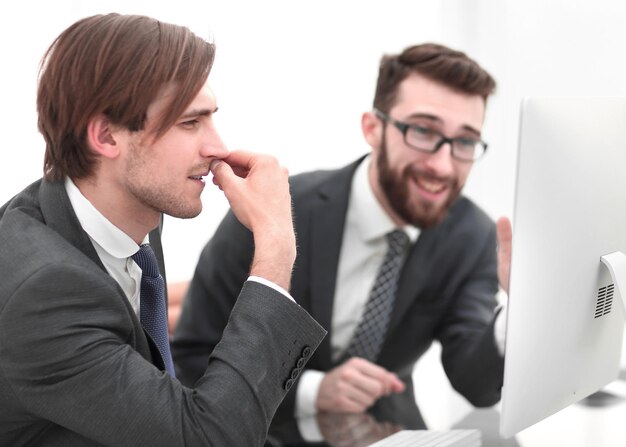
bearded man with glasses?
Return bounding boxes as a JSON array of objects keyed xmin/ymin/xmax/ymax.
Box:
[{"xmin": 173, "ymin": 43, "xmax": 513, "ymax": 444}]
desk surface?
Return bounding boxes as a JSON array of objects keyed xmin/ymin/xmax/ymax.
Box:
[
  {"xmin": 266, "ymin": 383, "xmax": 626, "ymax": 447},
  {"xmin": 512, "ymin": 388, "xmax": 626, "ymax": 447}
]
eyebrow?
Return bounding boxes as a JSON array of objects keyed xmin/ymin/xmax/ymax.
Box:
[
  {"xmin": 179, "ymin": 106, "xmax": 219, "ymax": 120},
  {"xmin": 405, "ymin": 112, "xmax": 482, "ymax": 137}
]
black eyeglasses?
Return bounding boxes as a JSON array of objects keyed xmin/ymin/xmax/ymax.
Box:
[{"xmin": 373, "ymin": 108, "xmax": 488, "ymax": 162}]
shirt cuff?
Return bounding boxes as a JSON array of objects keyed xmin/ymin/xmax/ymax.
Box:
[
  {"xmin": 247, "ymin": 276, "xmax": 295, "ymax": 302},
  {"xmin": 295, "ymin": 370, "xmax": 325, "ymax": 441}
]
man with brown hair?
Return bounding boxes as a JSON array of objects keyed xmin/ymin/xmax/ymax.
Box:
[
  {"xmin": 173, "ymin": 43, "xmax": 511, "ymax": 440},
  {"xmin": 0, "ymin": 13, "xmax": 325, "ymax": 446}
]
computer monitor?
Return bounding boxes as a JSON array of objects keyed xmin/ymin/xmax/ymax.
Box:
[{"xmin": 499, "ymin": 96, "xmax": 626, "ymax": 438}]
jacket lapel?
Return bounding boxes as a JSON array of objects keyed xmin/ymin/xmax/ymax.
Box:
[
  {"xmin": 386, "ymin": 227, "xmax": 439, "ymax": 332},
  {"xmin": 307, "ymin": 159, "xmax": 362, "ymax": 368},
  {"xmin": 38, "ymin": 179, "xmax": 154, "ymax": 359},
  {"xmin": 39, "ymin": 180, "xmax": 106, "ymax": 270}
]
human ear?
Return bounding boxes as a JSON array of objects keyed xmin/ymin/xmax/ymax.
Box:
[
  {"xmin": 361, "ymin": 111, "xmax": 383, "ymax": 150},
  {"xmin": 86, "ymin": 114, "xmax": 120, "ymax": 158}
]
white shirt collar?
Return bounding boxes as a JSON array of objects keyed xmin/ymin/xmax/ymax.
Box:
[
  {"xmin": 64, "ymin": 178, "xmax": 146, "ymax": 315},
  {"xmin": 64, "ymin": 177, "xmax": 147, "ymax": 258}
]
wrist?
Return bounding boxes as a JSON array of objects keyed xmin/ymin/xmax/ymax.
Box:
[{"xmin": 250, "ymin": 227, "xmax": 296, "ymax": 290}]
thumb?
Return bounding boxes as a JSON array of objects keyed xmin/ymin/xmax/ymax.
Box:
[{"xmin": 210, "ymin": 159, "xmax": 236, "ymax": 190}]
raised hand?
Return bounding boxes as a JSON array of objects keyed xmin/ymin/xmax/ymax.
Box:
[{"xmin": 210, "ymin": 151, "xmax": 295, "ymax": 290}]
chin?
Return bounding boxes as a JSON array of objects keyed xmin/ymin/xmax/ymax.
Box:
[
  {"xmin": 164, "ymin": 203, "xmax": 203, "ymax": 220},
  {"xmin": 407, "ymin": 201, "xmax": 450, "ymax": 229}
]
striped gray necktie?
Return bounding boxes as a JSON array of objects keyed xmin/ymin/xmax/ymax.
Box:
[{"xmin": 346, "ymin": 229, "xmax": 410, "ymax": 362}]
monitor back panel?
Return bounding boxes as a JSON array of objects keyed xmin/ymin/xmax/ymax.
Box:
[{"xmin": 500, "ymin": 96, "xmax": 626, "ymax": 437}]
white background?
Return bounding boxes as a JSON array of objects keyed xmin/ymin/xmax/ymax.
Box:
[
  {"xmin": 4, "ymin": 1, "xmax": 626, "ymax": 282},
  {"xmin": 3, "ymin": 1, "xmax": 626, "ymax": 444}
]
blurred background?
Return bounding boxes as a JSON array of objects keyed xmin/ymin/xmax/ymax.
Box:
[{"xmin": 2, "ymin": 1, "xmax": 626, "ymax": 443}]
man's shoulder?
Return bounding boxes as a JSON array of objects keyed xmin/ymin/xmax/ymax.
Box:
[
  {"xmin": 0, "ymin": 179, "xmax": 44, "ymax": 221},
  {"xmin": 0, "ymin": 203, "xmax": 79, "ymax": 274},
  {"xmin": 441, "ymin": 196, "xmax": 497, "ymax": 247},
  {"xmin": 0, "ymin": 179, "xmax": 100, "ymax": 294},
  {"xmin": 451, "ymin": 196, "xmax": 495, "ymax": 227},
  {"xmin": 288, "ymin": 157, "xmax": 364, "ymax": 200},
  {"xmin": 0, "ymin": 180, "xmax": 49, "ymax": 253}
]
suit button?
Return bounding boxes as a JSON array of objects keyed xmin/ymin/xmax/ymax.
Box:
[
  {"xmin": 296, "ymin": 357, "xmax": 306, "ymax": 368},
  {"xmin": 284, "ymin": 378, "xmax": 294, "ymax": 391},
  {"xmin": 301, "ymin": 346, "xmax": 312, "ymax": 358},
  {"xmin": 291, "ymin": 368, "xmax": 301, "ymax": 380}
]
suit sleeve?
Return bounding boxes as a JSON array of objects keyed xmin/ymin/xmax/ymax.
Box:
[
  {"xmin": 172, "ymin": 210, "xmax": 254, "ymax": 386},
  {"xmin": 1, "ymin": 258, "xmax": 326, "ymax": 446},
  {"xmin": 435, "ymin": 220, "xmax": 504, "ymax": 407}
]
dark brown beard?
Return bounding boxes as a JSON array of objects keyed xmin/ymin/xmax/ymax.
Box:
[{"xmin": 376, "ymin": 134, "xmax": 462, "ymax": 229}]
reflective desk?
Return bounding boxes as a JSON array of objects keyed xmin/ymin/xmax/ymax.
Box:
[{"xmin": 265, "ymin": 381, "xmax": 626, "ymax": 447}]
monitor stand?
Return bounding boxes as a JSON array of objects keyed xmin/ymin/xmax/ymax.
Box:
[
  {"xmin": 579, "ymin": 251, "xmax": 626, "ymax": 408},
  {"xmin": 600, "ymin": 251, "xmax": 626, "ymax": 321}
]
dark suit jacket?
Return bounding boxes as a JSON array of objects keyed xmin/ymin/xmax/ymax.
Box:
[
  {"xmin": 0, "ymin": 179, "xmax": 326, "ymax": 447},
  {"xmin": 173, "ymin": 157, "xmax": 504, "ymax": 425}
]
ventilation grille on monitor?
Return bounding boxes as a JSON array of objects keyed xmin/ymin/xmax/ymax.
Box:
[{"xmin": 595, "ymin": 284, "xmax": 614, "ymax": 318}]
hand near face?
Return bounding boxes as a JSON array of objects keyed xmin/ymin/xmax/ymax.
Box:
[
  {"xmin": 316, "ymin": 357, "xmax": 406, "ymax": 413},
  {"xmin": 496, "ymin": 216, "xmax": 512, "ymax": 294},
  {"xmin": 210, "ymin": 150, "xmax": 296, "ymax": 290},
  {"xmin": 209, "ymin": 150, "xmax": 292, "ymax": 233}
]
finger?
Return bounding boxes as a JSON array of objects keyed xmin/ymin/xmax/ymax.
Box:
[
  {"xmin": 349, "ymin": 358, "xmax": 405, "ymax": 395},
  {"xmin": 496, "ymin": 216, "xmax": 512, "ymax": 252},
  {"xmin": 209, "ymin": 159, "xmax": 236, "ymax": 188},
  {"xmin": 320, "ymin": 364, "xmax": 385, "ymax": 411},
  {"xmin": 321, "ymin": 388, "xmax": 370, "ymax": 413},
  {"xmin": 335, "ymin": 363, "xmax": 387, "ymax": 404},
  {"xmin": 220, "ymin": 150, "xmax": 256, "ymax": 173},
  {"xmin": 388, "ymin": 374, "xmax": 406, "ymax": 394},
  {"xmin": 224, "ymin": 150, "xmax": 288, "ymax": 178},
  {"xmin": 496, "ymin": 216, "xmax": 513, "ymax": 293},
  {"xmin": 339, "ymin": 382, "xmax": 379, "ymax": 409}
]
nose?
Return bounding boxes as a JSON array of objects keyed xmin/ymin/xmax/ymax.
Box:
[
  {"xmin": 422, "ymin": 141, "xmax": 455, "ymax": 176},
  {"xmin": 200, "ymin": 124, "xmax": 229, "ymax": 159}
]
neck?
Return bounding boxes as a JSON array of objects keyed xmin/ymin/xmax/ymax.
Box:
[{"xmin": 73, "ymin": 176, "xmax": 159, "ymax": 245}]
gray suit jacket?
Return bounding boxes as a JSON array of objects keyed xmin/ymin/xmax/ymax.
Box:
[
  {"xmin": 173, "ymin": 157, "xmax": 504, "ymax": 425},
  {"xmin": 0, "ymin": 179, "xmax": 326, "ymax": 447}
]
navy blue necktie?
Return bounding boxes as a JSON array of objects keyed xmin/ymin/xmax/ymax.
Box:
[
  {"xmin": 346, "ymin": 230, "xmax": 410, "ymax": 362},
  {"xmin": 132, "ymin": 244, "xmax": 175, "ymax": 377}
]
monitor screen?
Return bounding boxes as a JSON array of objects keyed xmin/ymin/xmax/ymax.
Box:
[{"xmin": 499, "ymin": 96, "xmax": 626, "ymax": 437}]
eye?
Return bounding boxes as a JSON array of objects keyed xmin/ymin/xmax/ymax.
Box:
[
  {"xmin": 410, "ymin": 124, "xmax": 430, "ymax": 135},
  {"xmin": 179, "ymin": 118, "xmax": 200, "ymax": 129},
  {"xmin": 408, "ymin": 124, "xmax": 438, "ymax": 141},
  {"xmin": 456, "ymin": 137, "xmax": 480, "ymax": 148}
]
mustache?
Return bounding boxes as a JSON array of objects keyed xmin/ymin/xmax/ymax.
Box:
[
  {"xmin": 405, "ymin": 166, "xmax": 456, "ymax": 187},
  {"xmin": 189, "ymin": 163, "xmax": 213, "ymax": 175}
]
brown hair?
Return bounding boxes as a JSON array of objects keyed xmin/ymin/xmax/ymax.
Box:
[
  {"xmin": 37, "ymin": 13, "xmax": 215, "ymax": 181},
  {"xmin": 373, "ymin": 43, "xmax": 496, "ymax": 113}
]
